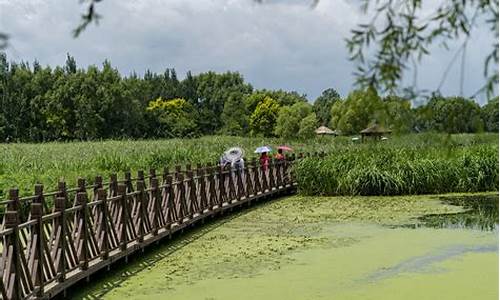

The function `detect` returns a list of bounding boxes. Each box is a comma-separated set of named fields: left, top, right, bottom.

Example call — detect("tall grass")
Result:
left=0, top=133, right=497, bottom=197
left=295, top=141, right=498, bottom=196
left=0, top=135, right=341, bottom=197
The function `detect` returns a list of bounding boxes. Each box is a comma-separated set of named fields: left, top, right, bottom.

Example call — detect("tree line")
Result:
left=0, top=53, right=497, bottom=142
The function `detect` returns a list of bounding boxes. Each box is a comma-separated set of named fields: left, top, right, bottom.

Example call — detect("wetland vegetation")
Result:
left=1, top=133, right=497, bottom=198
left=295, top=141, right=498, bottom=196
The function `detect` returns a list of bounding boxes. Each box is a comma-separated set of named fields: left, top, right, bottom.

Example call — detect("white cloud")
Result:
left=0, top=0, right=496, bottom=101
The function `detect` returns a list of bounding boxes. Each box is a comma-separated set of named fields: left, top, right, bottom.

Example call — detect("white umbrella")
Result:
left=254, top=146, right=272, bottom=153
left=223, top=147, right=244, bottom=163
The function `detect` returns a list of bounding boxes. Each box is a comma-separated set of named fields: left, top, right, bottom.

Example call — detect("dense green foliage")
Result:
left=298, top=113, right=318, bottom=140
left=295, top=135, right=499, bottom=196
left=330, top=88, right=496, bottom=135
left=330, top=87, right=388, bottom=134
left=249, top=97, right=281, bottom=137
left=274, top=102, right=313, bottom=138
left=414, top=96, right=485, bottom=133
left=481, top=97, right=499, bottom=132
left=0, top=53, right=497, bottom=142
left=312, top=88, right=340, bottom=126
left=146, top=98, right=198, bottom=137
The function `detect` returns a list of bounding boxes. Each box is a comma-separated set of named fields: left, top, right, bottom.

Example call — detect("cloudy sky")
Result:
left=0, top=0, right=496, bottom=103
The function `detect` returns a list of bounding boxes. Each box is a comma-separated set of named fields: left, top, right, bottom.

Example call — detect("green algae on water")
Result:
left=71, top=193, right=498, bottom=300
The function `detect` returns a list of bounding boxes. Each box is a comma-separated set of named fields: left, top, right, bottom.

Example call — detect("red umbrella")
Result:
left=277, top=145, right=294, bottom=151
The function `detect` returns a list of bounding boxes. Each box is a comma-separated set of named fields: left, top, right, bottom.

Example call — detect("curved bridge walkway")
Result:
left=0, top=156, right=304, bottom=299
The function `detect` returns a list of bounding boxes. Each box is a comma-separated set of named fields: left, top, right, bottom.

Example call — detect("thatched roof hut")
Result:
left=360, top=124, right=391, bottom=141
left=315, top=126, right=337, bottom=135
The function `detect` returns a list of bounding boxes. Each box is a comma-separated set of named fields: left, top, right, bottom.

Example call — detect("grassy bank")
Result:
left=0, top=133, right=497, bottom=197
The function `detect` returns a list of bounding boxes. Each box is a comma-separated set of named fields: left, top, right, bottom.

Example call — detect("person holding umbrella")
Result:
left=255, top=146, right=272, bottom=170
left=221, top=147, right=245, bottom=183
left=275, top=145, right=293, bottom=161
left=222, top=147, right=245, bottom=170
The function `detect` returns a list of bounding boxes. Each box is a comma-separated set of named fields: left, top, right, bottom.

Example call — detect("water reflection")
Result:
left=403, top=194, right=498, bottom=231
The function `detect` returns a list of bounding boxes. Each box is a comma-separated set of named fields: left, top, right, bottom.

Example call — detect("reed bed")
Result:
left=0, top=133, right=497, bottom=197
left=295, top=142, right=498, bottom=196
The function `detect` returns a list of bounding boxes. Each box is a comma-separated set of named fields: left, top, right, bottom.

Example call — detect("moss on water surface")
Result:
left=72, top=193, right=498, bottom=300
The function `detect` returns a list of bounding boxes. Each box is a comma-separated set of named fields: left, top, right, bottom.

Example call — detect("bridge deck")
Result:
left=0, top=156, right=307, bottom=299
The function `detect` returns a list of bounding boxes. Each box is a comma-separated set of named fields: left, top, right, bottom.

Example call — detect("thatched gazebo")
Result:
left=360, top=124, right=391, bottom=142
left=315, top=126, right=337, bottom=136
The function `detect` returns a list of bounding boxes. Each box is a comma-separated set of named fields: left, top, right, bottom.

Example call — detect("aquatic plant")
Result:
left=295, top=142, right=499, bottom=196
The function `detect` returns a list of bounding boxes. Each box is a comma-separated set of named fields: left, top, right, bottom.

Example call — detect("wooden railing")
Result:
left=0, top=155, right=304, bottom=299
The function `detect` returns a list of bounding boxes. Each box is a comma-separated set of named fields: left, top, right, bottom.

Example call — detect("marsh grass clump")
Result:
left=296, top=143, right=498, bottom=196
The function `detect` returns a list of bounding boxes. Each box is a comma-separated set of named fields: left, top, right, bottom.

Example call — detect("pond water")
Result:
left=71, top=193, right=498, bottom=300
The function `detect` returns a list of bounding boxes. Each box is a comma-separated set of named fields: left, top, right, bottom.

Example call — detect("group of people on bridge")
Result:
left=219, top=145, right=292, bottom=172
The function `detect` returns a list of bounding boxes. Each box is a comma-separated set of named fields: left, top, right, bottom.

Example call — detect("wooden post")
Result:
left=150, top=178, right=160, bottom=236
left=109, top=174, right=118, bottom=197
left=5, top=189, right=22, bottom=300
left=77, top=177, right=86, bottom=193
left=276, top=158, right=283, bottom=188
left=149, top=168, right=156, bottom=186
left=124, top=171, right=133, bottom=192
left=186, top=171, right=198, bottom=217
left=57, top=181, right=67, bottom=201
left=117, top=184, right=128, bottom=251
left=32, top=184, right=45, bottom=297
left=177, top=174, right=188, bottom=221
left=165, top=175, right=177, bottom=224
left=76, top=192, right=89, bottom=270
left=198, top=167, right=208, bottom=211
left=261, top=162, right=269, bottom=193
left=162, top=167, right=169, bottom=184
left=207, top=166, right=216, bottom=210
left=252, top=159, right=261, bottom=194
left=93, top=176, right=103, bottom=201
left=217, top=167, right=226, bottom=206
left=227, top=165, right=236, bottom=201
left=97, top=189, right=109, bottom=260
left=245, top=165, right=253, bottom=198
left=236, top=168, right=245, bottom=200
left=268, top=158, right=275, bottom=191
left=136, top=181, right=146, bottom=243
left=54, top=196, right=66, bottom=283
left=137, top=170, right=145, bottom=182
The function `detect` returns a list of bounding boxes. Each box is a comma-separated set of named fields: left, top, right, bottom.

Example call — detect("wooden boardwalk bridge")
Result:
left=0, top=155, right=305, bottom=299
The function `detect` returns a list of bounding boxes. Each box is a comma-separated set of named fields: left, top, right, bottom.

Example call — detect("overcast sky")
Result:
left=0, top=0, right=497, bottom=103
